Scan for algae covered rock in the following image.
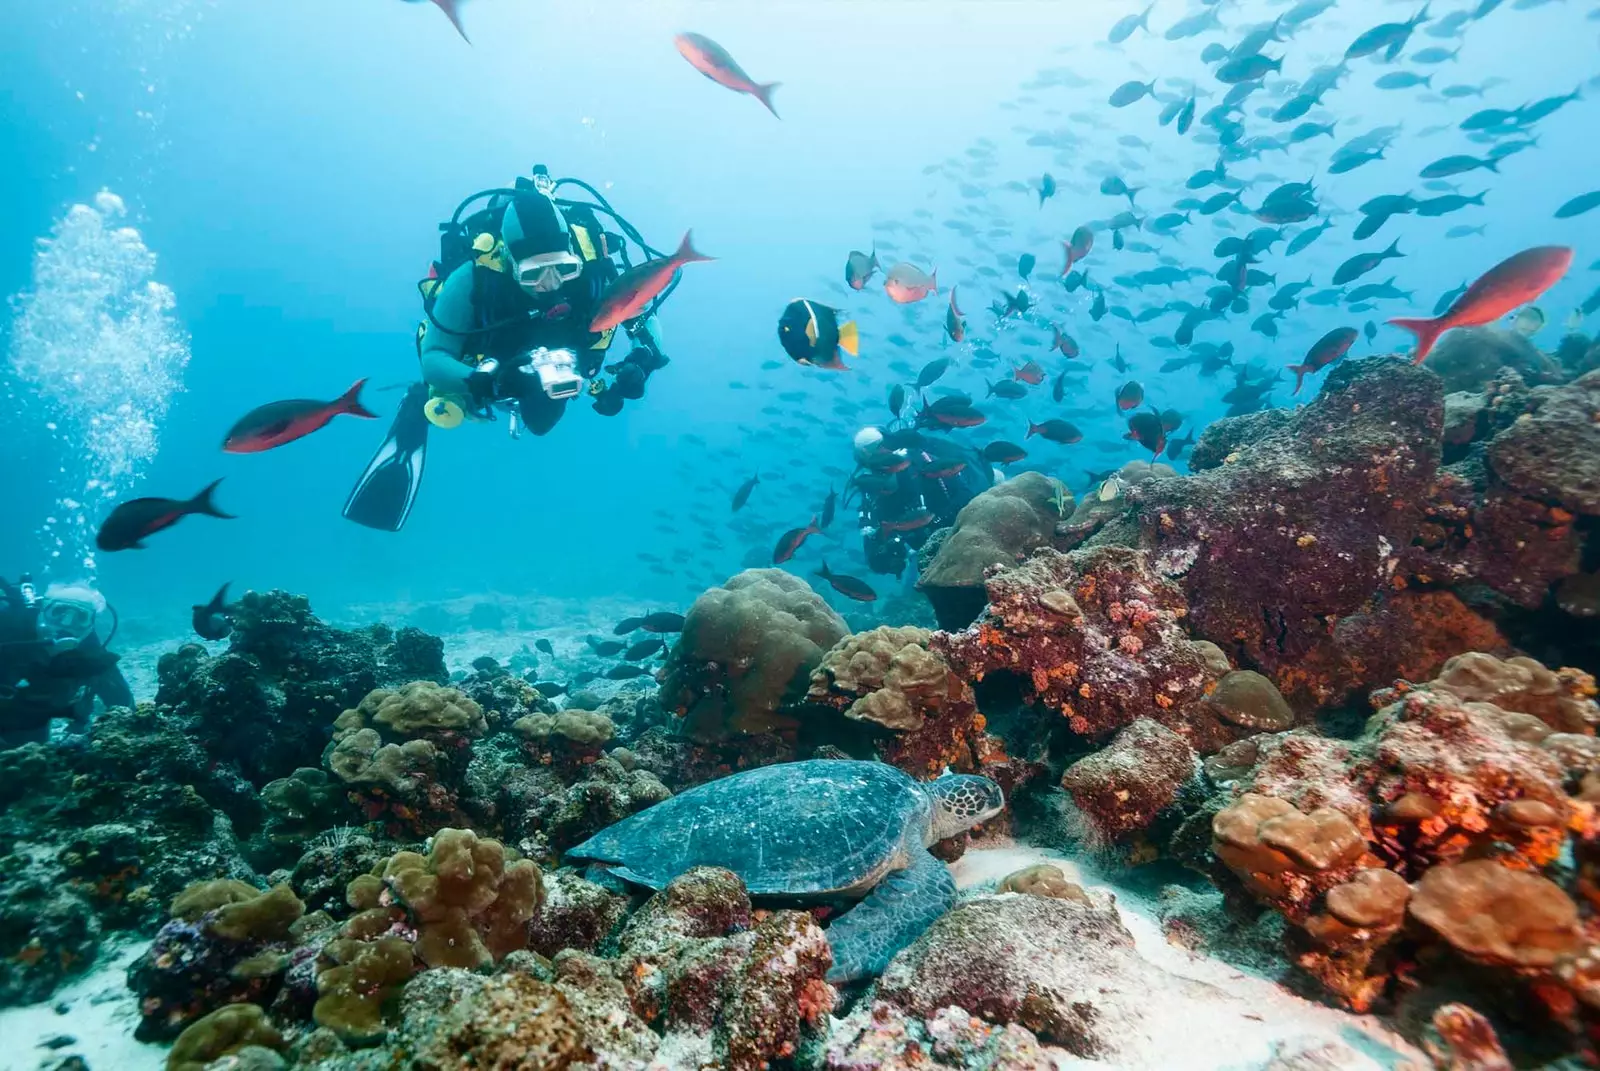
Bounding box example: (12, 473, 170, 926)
(1088, 356, 1448, 713)
(658, 569, 848, 741)
(1061, 719, 1196, 843)
(166, 1002, 285, 1071)
(918, 472, 1063, 629)
(1424, 326, 1556, 393)
(1487, 368, 1600, 515)
(934, 544, 1226, 750)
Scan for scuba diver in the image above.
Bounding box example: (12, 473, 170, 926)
(0, 574, 133, 746)
(344, 165, 675, 532)
(849, 426, 994, 578)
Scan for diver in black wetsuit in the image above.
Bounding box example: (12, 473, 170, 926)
(849, 427, 994, 578)
(344, 166, 673, 532)
(0, 575, 132, 746)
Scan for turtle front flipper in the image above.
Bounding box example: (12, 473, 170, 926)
(824, 845, 956, 983)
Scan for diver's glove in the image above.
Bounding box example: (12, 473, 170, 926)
(604, 346, 670, 380)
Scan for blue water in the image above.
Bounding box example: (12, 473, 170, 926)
(2, 0, 1597, 638)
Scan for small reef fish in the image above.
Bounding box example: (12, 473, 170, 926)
(1027, 419, 1083, 444)
(590, 232, 713, 332)
(731, 473, 759, 511)
(773, 516, 821, 564)
(884, 263, 938, 304)
(1289, 327, 1359, 395)
(815, 561, 877, 602)
(639, 612, 686, 633)
(1115, 380, 1145, 411)
(673, 32, 780, 117)
(1389, 246, 1574, 361)
(192, 582, 233, 641)
(778, 299, 858, 370)
(96, 478, 234, 552)
(845, 249, 879, 290)
(222, 379, 376, 453)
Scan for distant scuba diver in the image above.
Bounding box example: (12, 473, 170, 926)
(849, 426, 994, 578)
(0, 574, 133, 746)
(344, 165, 676, 532)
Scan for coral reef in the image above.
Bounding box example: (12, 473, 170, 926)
(658, 569, 848, 742)
(918, 472, 1064, 630)
(155, 590, 447, 789)
(323, 683, 486, 836)
(1198, 652, 1600, 1024)
(934, 544, 1229, 750)
(129, 882, 307, 1040)
(805, 625, 997, 778)
(167, 1002, 286, 1071)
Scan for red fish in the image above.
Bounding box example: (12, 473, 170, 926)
(920, 460, 969, 479)
(773, 516, 820, 564)
(1389, 246, 1573, 363)
(95, 478, 234, 552)
(1289, 327, 1359, 395)
(223, 379, 377, 453)
(674, 32, 780, 117)
(1052, 325, 1081, 358)
(945, 287, 966, 342)
(590, 231, 714, 333)
(1013, 360, 1045, 385)
(1115, 380, 1145, 411)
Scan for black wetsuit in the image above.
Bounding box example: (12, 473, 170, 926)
(857, 435, 993, 577)
(0, 582, 131, 745)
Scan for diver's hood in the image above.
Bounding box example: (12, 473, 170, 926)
(852, 426, 886, 466)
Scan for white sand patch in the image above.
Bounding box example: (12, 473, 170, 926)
(0, 937, 163, 1071)
(949, 845, 1426, 1071)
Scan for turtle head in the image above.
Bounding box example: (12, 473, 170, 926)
(926, 774, 1006, 842)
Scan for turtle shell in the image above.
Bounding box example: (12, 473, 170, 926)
(566, 759, 930, 896)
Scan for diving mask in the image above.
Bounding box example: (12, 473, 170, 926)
(36, 596, 96, 649)
(513, 250, 585, 294)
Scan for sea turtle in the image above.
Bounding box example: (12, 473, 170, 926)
(566, 759, 1005, 982)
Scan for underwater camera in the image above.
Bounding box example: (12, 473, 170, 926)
(528, 347, 583, 401)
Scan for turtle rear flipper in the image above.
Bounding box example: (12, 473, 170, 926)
(824, 845, 956, 983)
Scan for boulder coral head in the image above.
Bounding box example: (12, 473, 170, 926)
(918, 472, 1064, 630)
(658, 569, 847, 742)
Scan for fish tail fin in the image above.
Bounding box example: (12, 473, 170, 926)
(340, 377, 379, 419)
(807, 515, 820, 535)
(1026, 422, 1038, 438)
(673, 230, 715, 264)
(431, 0, 471, 42)
(837, 319, 860, 357)
(753, 81, 781, 118)
(209, 581, 231, 612)
(815, 560, 832, 579)
(1388, 316, 1447, 363)
(1287, 364, 1309, 395)
(190, 478, 236, 520)
(930, 269, 938, 296)
(1386, 238, 1403, 258)
(1484, 157, 1500, 173)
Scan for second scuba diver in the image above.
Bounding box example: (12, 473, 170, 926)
(345, 166, 675, 531)
(849, 426, 994, 578)
(0, 574, 132, 747)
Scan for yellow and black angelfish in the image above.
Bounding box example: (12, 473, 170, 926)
(778, 299, 859, 370)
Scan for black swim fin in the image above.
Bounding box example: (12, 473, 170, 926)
(343, 382, 429, 532)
